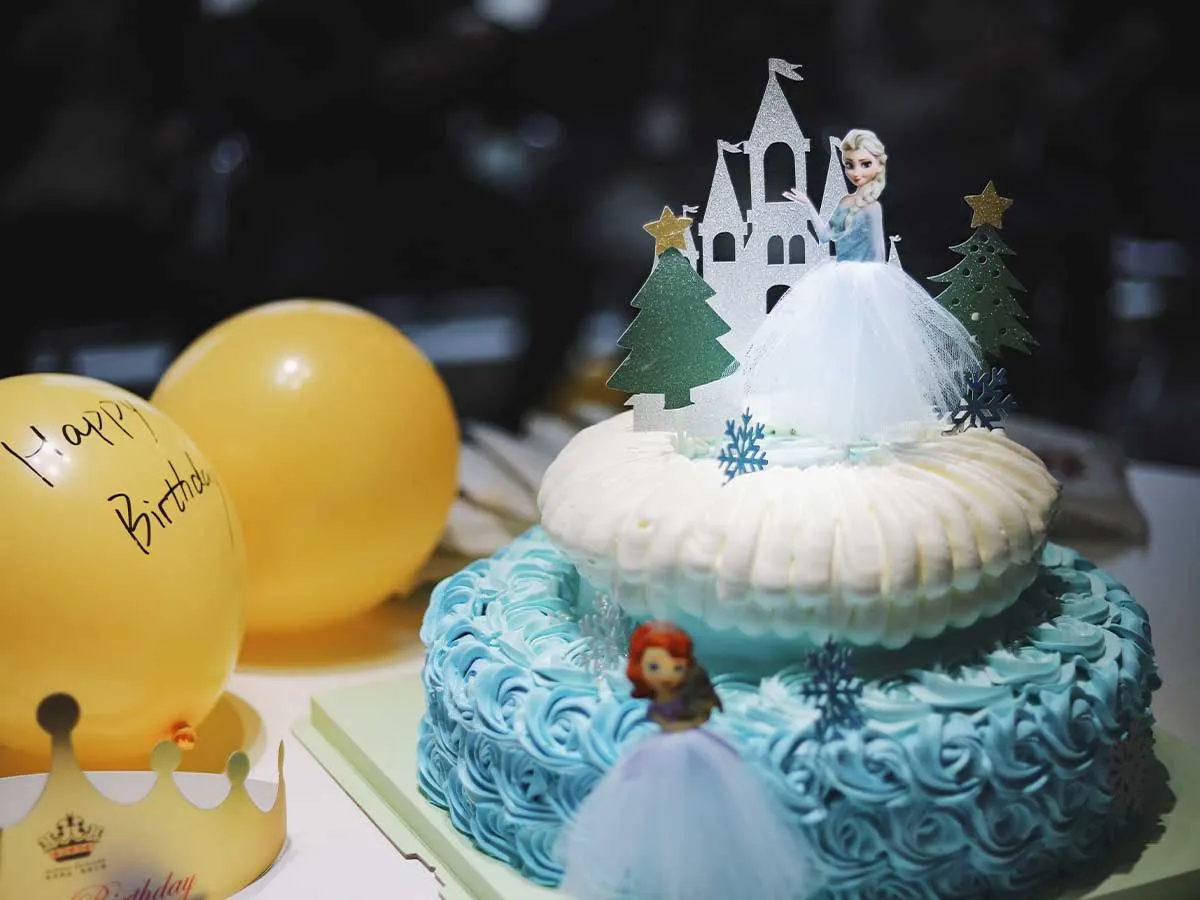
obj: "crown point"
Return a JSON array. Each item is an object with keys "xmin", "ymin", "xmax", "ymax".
[
  {"xmin": 152, "ymin": 740, "xmax": 184, "ymax": 773},
  {"xmin": 37, "ymin": 693, "xmax": 80, "ymax": 736},
  {"xmin": 226, "ymin": 751, "xmax": 251, "ymax": 785}
]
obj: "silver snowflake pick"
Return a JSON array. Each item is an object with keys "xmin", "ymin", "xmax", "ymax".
[
  {"xmin": 1109, "ymin": 716, "xmax": 1155, "ymax": 823},
  {"xmin": 946, "ymin": 367, "xmax": 1016, "ymax": 433},
  {"xmin": 578, "ymin": 594, "xmax": 632, "ymax": 676},
  {"xmin": 718, "ymin": 408, "xmax": 768, "ymax": 483},
  {"xmin": 802, "ymin": 637, "xmax": 865, "ymax": 740}
]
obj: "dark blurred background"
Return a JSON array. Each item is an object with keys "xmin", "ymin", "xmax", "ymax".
[{"xmin": 2, "ymin": 0, "xmax": 1196, "ymax": 464}]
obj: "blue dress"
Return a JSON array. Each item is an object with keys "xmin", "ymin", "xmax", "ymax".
[
  {"xmin": 559, "ymin": 691, "xmax": 819, "ymax": 900},
  {"xmin": 742, "ymin": 199, "xmax": 980, "ymax": 444},
  {"xmin": 827, "ymin": 202, "xmax": 885, "ymax": 263}
]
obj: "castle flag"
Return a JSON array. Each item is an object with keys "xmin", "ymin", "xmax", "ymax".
[{"xmin": 768, "ymin": 59, "xmax": 803, "ymax": 81}]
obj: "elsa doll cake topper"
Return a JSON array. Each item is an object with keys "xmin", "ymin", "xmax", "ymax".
[
  {"xmin": 560, "ymin": 621, "xmax": 818, "ymax": 900},
  {"xmin": 743, "ymin": 128, "xmax": 981, "ymax": 445}
]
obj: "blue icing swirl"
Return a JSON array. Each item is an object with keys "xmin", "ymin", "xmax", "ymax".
[{"xmin": 417, "ymin": 529, "xmax": 1160, "ymax": 898}]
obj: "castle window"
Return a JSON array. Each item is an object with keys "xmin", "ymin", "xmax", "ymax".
[
  {"xmin": 789, "ymin": 235, "xmax": 805, "ymax": 264},
  {"xmin": 766, "ymin": 284, "xmax": 789, "ymax": 313},
  {"xmin": 767, "ymin": 236, "xmax": 784, "ymax": 265},
  {"xmin": 764, "ymin": 142, "xmax": 796, "ymax": 203},
  {"xmin": 712, "ymin": 232, "xmax": 736, "ymax": 262}
]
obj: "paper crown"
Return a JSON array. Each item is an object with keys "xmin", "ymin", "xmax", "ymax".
[{"xmin": 0, "ymin": 694, "xmax": 287, "ymax": 900}]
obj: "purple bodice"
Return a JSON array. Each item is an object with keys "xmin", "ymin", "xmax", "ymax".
[{"xmin": 647, "ymin": 695, "xmax": 690, "ymax": 723}]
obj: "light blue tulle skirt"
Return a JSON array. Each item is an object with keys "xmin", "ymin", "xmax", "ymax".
[
  {"xmin": 560, "ymin": 728, "xmax": 819, "ymax": 900},
  {"xmin": 743, "ymin": 260, "xmax": 980, "ymax": 445}
]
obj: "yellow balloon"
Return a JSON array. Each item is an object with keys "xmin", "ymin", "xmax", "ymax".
[
  {"xmin": 151, "ymin": 299, "xmax": 459, "ymax": 634},
  {"xmin": 0, "ymin": 374, "xmax": 246, "ymax": 764}
]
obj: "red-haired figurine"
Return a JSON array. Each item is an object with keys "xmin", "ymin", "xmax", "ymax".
[{"xmin": 560, "ymin": 621, "xmax": 819, "ymax": 900}]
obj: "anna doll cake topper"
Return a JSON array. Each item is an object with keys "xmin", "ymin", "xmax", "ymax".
[{"xmin": 561, "ymin": 621, "xmax": 818, "ymax": 900}]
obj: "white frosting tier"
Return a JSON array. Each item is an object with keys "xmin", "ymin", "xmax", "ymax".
[{"xmin": 537, "ymin": 412, "xmax": 1060, "ymax": 648}]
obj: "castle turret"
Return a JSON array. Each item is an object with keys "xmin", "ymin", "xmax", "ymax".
[
  {"xmin": 743, "ymin": 61, "xmax": 820, "ymax": 323},
  {"xmin": 747, "ymin": 65, "xmax": 809, "ymax": 208},
  {"xmin": 697, "ymin": 144, "xmax": 747, "ymax": 276}
]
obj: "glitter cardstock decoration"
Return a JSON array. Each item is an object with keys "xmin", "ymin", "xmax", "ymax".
[
  {"xmin": 0, "ymin": 694, "xmax": 287, "ymax": 900},
  {"xmin": 578, "ymin": 593, "xmax": 632, "ymax": 676},
  {"xmin": 964, "ymin": 180, "xmax": 1014, "ymax": 229},
  {"xmin": 801, "ymin": 638, "xmax": 865, "ymax": 740},
  {"xmin": 718, "ymin": 409, "xmax": 768, "ymax": 483},
  {"xmin": 643, "ymin": 206, "xmax": 693, "ymax": 255},
  {"xmin": 606, "ymin": 223, "xmax": 738, "ymax": 412},
  {"xmin": 627, "ymin": 60, "xmax": 851, "ymax": 435},
  {"xmin": 1109, "ymin": 716, "xmax": 1156, "ymax": 823},
  {"xmin": 947, "ymin": 367, "xmax": 1017, "ymax": 433},
  {"xmin": 931, "ymin": 183, "xmax": 1036, "ymax": 357}
]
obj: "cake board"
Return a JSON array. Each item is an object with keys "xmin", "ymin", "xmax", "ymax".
[{"xmin": 294, "ymin": 674, "xmax": 1200, "ymax": 900}]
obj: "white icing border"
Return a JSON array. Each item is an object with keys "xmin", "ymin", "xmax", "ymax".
[{"xmin": 538, "ymin": 413, "xmax": 1060, "ymax": 648}]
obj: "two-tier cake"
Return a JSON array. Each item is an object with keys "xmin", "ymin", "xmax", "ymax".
[{"xmin": 417, "ymin": 61, "xmax": 1160, "ymax": 900}]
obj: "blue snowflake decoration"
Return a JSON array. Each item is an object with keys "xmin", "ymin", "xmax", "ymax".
[
  {"xmin": 946, "ymin": 366, "xmax": 1017, "ymax": 433},
  {"xmin": 801, "ymin": 637, "xmax": 865, "ymax": 740},
  {"xmin": 718, "ymin": 409, "xmax": 768, "ymax": 484}
]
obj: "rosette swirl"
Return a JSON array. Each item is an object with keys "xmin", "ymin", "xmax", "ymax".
[{"xmin": 417, "ymin": 530, "xmax": 1159, "ymax": 898}]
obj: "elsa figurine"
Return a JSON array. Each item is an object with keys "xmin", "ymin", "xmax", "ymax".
[
  {"xmin": 560, "ymin": 621, "xmax": 818, "ymax": 900},
  {"xmin": 742, "ymin": 128, "xmax": 980, "ymax": 445}
]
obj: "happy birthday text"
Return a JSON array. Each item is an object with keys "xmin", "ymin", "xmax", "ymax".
[
  {"xmin": 1, "ymin": 399, "xmax": 158, "ymax": 488},
  {"xmin": 1, "ymin": 400, "xmax": 230, "ymax": 556},
  {"xmin": 107, "ymin": 453, "xmax": 220, "ymax": 556},
  {"xmin": 70, "ymin": 871, "xmax": 196, "ymax": 900}
]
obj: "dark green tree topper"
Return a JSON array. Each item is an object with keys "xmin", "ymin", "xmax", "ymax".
[
  {"xmin": 607, "ymin": 247, "xmax": 737, "ymax": 409},
  {"xmin": 930, "ymin": 224, "xmax": 1036, "ymax": 358}
]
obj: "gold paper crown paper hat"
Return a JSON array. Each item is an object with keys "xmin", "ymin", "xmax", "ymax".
[{"xmin": 0, "ymin": 694, "xmax": 287, "ymax": 899}]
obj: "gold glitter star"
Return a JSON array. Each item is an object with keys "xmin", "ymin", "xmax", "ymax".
[
  {"xmin": 965, "ymin": 181, "xmax": 1014, "ymax": 229},
  {"xmin": 643, "ymin": 206, "xmax": 693, "ymax": 255}
]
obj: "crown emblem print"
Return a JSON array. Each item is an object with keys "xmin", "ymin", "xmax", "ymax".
[{"xmin": 39, "ymin": 813, "xmax": 105, "ymax": 862}]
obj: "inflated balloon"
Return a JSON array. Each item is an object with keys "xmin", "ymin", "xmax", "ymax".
[
  {"xmin": 151, "ymin": 299, "xmax": 459, "ymax": 634},
  {"xmin": 0, "ymin": 374, "xmax": 246, "ymax": 764}
]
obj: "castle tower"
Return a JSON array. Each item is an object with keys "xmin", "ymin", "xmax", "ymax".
[
  {"xmin": 697, "ymin": 143, "xmax": 752, "ymax": 355},
  {"xmin": 742, "ymin": 60, "xmax": 822, "ymax": 336}
]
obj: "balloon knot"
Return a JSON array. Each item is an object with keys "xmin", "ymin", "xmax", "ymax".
[{"xmin": 171, "ymin": 722, "xmax": 197, "ymax": 750}]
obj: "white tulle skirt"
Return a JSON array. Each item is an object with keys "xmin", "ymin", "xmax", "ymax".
[
  {"xmin": 559, "ymin": 728, "xmax": 818, "ymax": 900},
  {"xmin": 743, "ymin": 261, "xmax": 980, "ymax": 445}
]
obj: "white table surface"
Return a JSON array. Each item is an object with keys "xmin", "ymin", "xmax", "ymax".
[{"xmin": 233, "ymin": 462, "xmax": 1200, "ymax": 900}]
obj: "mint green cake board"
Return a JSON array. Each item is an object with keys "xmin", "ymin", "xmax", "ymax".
[{"xmin": 293, "ymin": 675, "xmax": 1200, "ymax": 900}]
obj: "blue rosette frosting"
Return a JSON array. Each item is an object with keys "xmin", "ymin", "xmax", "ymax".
[{"xmin": 418, "ymin": 530, "xmax": 1160, "ymax": 898}]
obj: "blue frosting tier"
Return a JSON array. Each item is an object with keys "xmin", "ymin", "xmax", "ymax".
[{"xmin": 418, "ymin": 529, "xmax": 1160, "ymax": 899}]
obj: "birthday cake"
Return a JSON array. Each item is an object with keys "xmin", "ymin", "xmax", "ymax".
[{"xmin": 417, "ymin": 61, "xmax": 1160, "ymax": 899}]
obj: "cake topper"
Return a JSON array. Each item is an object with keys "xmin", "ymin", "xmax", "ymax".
[
  {"xmin": 946, "ymin": 366, "xmax": 1017, "ymax": 433},
  {"xmin": 622, "ymin": 60, "xmax": 861, "ymax": 436},
  {"xmin": 717, "ymin": 409, "xmax": 768, "ymax": 483},
  {"xmin": 560, "ymin": 621, "xmax": 818, "ymax": 900},
  {"xmin": 578, "ymin": 592, "xmax": 632, "ymax": 676},
  {"xmin": 0, "ymin": 694, "xmax": 287, "ymax": 900},
  {"xmin": 1108, "ymin": 715, "xmax": 1155, "ymax": 825},
  {"xmin": 931, "ymin": 182, "xmax": 1036, "ymax": 357},
  {"xmin": 741, "ymin": 127, "xmax": 981, "ymax": 445},
  {"xmin": 605, "ymin": 209, "xmax": 738, "ymax": 417},
  {"xmin": 964, "ymin": 180, "xmax": 1015, "ymax": 229},
  {"xmin": 802, "ymin": 637, "xmax": 865, "ymax": 740}
]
